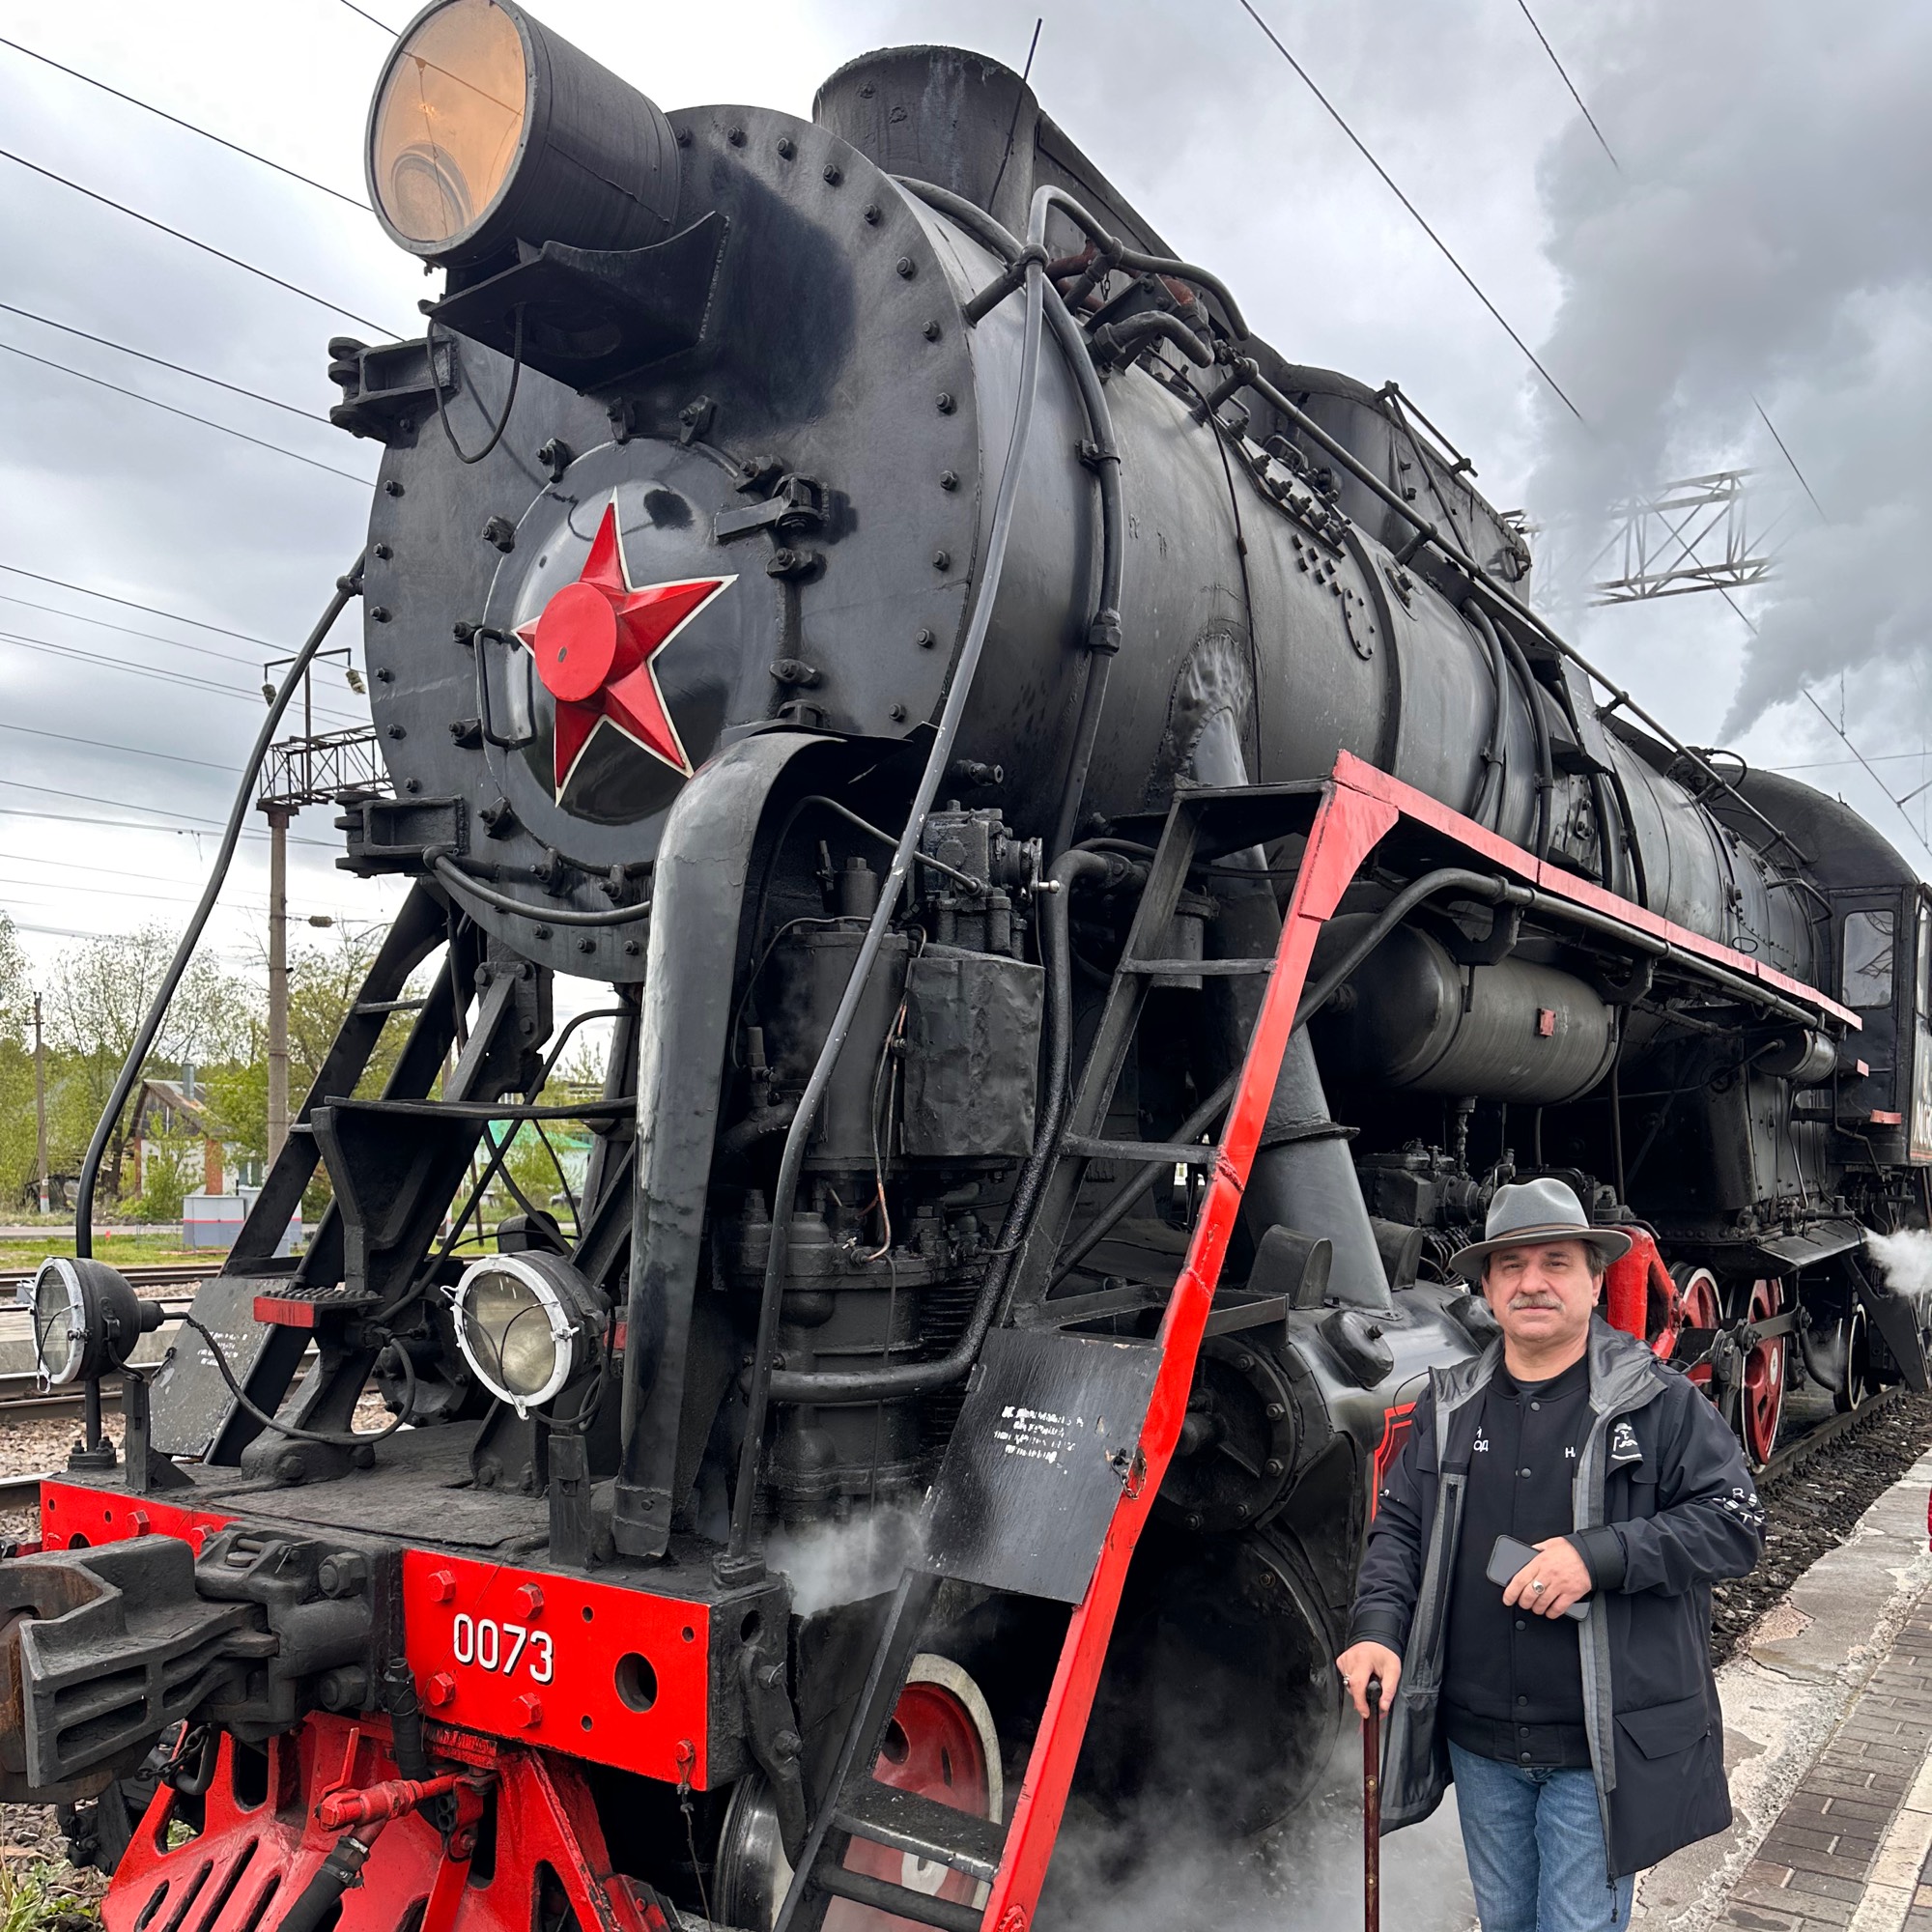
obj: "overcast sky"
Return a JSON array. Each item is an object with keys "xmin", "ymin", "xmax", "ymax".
[{"xmin": 2, "ymin": 0, "xmax": 1927, "ymax": 1012}]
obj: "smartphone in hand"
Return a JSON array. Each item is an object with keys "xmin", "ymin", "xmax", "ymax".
[{"xmin": 1485, "ymin": 1533, "xmax": 1591, "ymax": 1621}]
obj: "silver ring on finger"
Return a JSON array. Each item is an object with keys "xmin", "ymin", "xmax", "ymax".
[{"xmin": 1530, "ymin": 1578, "xmax": 1547, "ymax": 1593}]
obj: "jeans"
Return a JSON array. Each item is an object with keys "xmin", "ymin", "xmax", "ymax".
[{"xmin": 1447, "ymin": 1741, "xmax": 1635, "ymax": 1932}]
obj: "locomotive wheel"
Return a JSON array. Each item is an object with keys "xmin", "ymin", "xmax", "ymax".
[
  {"xmin": 1671, "ymin": 1265, "xmax": 1720, "ymax": 1392},
  {"xmin": 715, "ymin": 1653, "xmax": 1002, "ymax": 1930},
  {"xmin": 1740, "ymin": 1278, "xmax": 1786, "ymax": 1470},
  {"xmin": 1836, "ymin": 1303, "xmax": 1874, "ymax": 1414}
]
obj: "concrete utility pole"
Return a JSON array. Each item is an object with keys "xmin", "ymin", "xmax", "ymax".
[
  {"xmin": 267, "ymin": 807, "xmax": 291, "ymax": 1163},
  {"xmin": 257, "ymin": 644, "xmax": 388, "ymax": 1171},
  {"xmin": 33, "ymin": 992, "xmax": 48, "ymax": 1215}
]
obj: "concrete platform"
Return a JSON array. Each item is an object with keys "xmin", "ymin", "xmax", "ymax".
[{"xmin": 1635, "ymin": 1447, "xmax": 1932, "ymax": 1932}]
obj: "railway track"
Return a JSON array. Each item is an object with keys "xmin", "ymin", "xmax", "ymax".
[
  {"xmin": 1760, "ymin": 1384, "xmax": 1907, "ymax": 1482},
  {"xmin": 0, "ymin": 1261, "xmax": 221, "ymax": 1293}
]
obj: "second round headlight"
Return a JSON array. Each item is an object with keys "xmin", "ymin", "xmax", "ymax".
[{"xmin": 452, "ymin": 1251, "xmax": 605, "ymax": 1417}]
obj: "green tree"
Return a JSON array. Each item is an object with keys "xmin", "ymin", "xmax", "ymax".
[
  {"xmin": 0, "ymin": 913, "xmax": 28, "ymax": 1043},
  {"xmin": 135, "ymin": 1137, "xmax": 201, "ymax": 1224},
  {"xmin": 201, "ymin": 923, "xmax": 417, "ymax": 1223},
  {"xmin": 40, "ymin": 924, "xmax": 256, "ymax": 1208}
]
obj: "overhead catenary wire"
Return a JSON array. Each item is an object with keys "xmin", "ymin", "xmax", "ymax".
[
  {"xmin": 0, "ymin": 301, "xmax": 333, "ymax": 423},
  {"xmin": 1513, "ymin": 0, "xmax": 1619, "ymax": 170},
  {"xmin": 0, "ymin": 338, "xmax": 373, "ymax": 485},
  {"xmin": 1798, "ymin": 690, "xmax": 1932, "ymax": 869},
  {"xmin": 338, "ymin": 0, "xmax": 400, "ymax": 32},
  {"xmin": 0, "ymin": 563, "xmax": 278, "ymax": 648},
  {"xmin": 0, "ymin": 718, "xmax": 240, "ymax": 773},
  {"xmin": 0, "ymin": 35, "xmax": 371, "ymax": 212},
  {"xmin": 1233, "ymin": 0, "xmax": 1584, "ymax": 423},
  {"xmin": 0, "ymin": 778, "xmax": 340, "ymax": 846},
  {"xmin": 0, "ymin": 148, "xmax": 400, "ymax": 338},
  {"xmin": 1753, "ymin": 397, "xmax": 1830, "ymax": 525},
  {"xmin": 0, "ymin": 629, "xmax": 368, "ymax": 723}
]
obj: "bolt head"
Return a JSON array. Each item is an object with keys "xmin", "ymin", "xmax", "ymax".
[
  {"xmin": 1265, "ymin": 1402, "xmax": 1286, "ymax": 1420},
  {"xmin": 515, "ymin": 1693, "xmax": 544, "ymax": 1728},
  {"xmin": 429, "ymin": 1568, "xmax": 457, "ymax": 1604},
  {"xmin": 512, "ymin": 1581, "xmax": 545, "ymax": 1619},
  {"xmin": 426, "ymin": 1672, "xmax": 457, "ymax": 1708},
  {"xmin": 896, "ymin": 256, "xmax": 916, "ymax": 278}
]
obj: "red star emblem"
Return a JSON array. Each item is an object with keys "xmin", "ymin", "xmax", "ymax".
[{"xmin": 514, "ymin": 502, "xmax": 733, "ymax": 798}]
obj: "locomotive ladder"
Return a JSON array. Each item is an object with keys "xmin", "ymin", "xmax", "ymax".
[{"xmin": 774, "ymin": 772, "xmax": 1402, "ymax": 1932}]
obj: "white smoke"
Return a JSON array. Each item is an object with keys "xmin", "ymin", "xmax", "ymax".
[
  {"xmin": 1037, "ymin": 1748, "xmax": 1475, "ymax": 1932},
  {"xmin": 1864, "ymin": 1228, "xmax": 1932, "ymax": 1318},
  {"xmin": 1522, "ymin": 1, "xmax": 1932, "ymax": 799},
  {"xmin": 765, "ymin": 1504, "xmax": 926, "ymax": 1617}
]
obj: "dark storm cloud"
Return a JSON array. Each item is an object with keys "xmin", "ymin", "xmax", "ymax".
[{"xmin": 1523, "ymin": 1, "xmax": 1932, "ymax": 750}]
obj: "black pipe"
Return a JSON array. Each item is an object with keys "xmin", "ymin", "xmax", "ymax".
[
  {"xmin": 430, "ymin": 853, "xmax": 650, "ymax": 926},
  {"xmin": 279, "ymin": 1827, "xmax": 384, "ymax": 1932},
  {"xmin": 764, "ymin": 848, "xmax": 1116, "ymax": 1407},
  {"xmin": 895, "ymin": 179, "xmax": 1126, "ymax": 867},
  {"xmin": 1047, "ymin": 866, "xmax": 1518, "ymax": 1289},
  {"xmin": 1492, "ymin": 614, "xmax": 1553, "ymax": 866},
  {"xmin": 724, "ymin": 217, "xmax": 1053, "ymax": 1558},
  {"xmin": 74, "ymin": 557, "xmax": 364, "ymax": 1272},
  {"xmin": 1091, "ymin": 311, "xmax": 1211, "ymax": 369},
  {"xmin": 1478, "ymin": 609, "xmax": 1553, "ymax": 862},
  {"xmin": 1463, "ymin": 601, "xmax": 1510, "ymax": 831}
]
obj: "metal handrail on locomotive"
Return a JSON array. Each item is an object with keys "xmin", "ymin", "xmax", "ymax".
[{"xmin": 6, "ymin": 5, "xmax": 1927, "ymax": 1929}]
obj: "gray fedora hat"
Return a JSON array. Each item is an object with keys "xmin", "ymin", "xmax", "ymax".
[{"xmin": 1449, "ymin": 1177, "xmax": 1633, "ymax": 1284}]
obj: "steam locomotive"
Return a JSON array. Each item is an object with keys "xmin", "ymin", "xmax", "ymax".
[{"xmin": 6, "ymin": 5, "xmax": 1928, "ymax": 1928}]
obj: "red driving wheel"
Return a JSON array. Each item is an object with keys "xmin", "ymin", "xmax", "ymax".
[
  {"xmin": 1740, "ymin": 1278, "xmax": 1785, "ymax": 1471},
  {"xmin": 832, "ymin": 1658, "xmax": 1003, "ymax": 1929},
  {"xmin": 1671, "ymin": 1265, "xmax": 1720, "ymax": 1392}
]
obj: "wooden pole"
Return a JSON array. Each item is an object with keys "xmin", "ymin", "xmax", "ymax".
[{"xmin": 1365, "ymin": 1675, "xmax": 1382, "ymax": 1932}]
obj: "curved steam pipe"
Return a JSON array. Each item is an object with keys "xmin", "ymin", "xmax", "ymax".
[
  {"xmin": 895, "ymin": 177, "xmax": 1127, "ymax": 863},
  {"xmin": 725, "ymin": 225, "xmax": 1053, "ymax": 1562}
]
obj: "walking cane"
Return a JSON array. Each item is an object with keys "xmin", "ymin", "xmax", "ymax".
[{"xmin": 1364, "ymin": 1673, "xmax": 1383, "ymax": 1932}]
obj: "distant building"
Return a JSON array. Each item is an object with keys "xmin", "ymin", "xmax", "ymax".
[{"xmin": 128, "ymin": 1071, "xmax": 261, "ymax": 1200}]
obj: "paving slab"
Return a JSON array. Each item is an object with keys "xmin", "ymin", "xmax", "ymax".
[{"xmin": 1635, "ymin": 1448, "xmax": 1932, "ymax": 1930}]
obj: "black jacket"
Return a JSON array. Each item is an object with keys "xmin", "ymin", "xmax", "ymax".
[{"xmin": 1347, "ymin": 1317, "xmax": 1766, "ymax": 1878}]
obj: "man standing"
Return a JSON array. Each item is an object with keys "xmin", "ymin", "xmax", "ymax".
[{"xmin": 1336, "ymin": 1178, "xmax": 1765, "ymax": 1931}]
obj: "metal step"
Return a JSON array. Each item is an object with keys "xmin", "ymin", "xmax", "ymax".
[
  {"xmin": 813, "ymin": 1865, "xmax": 982, "ymax": 1932},
  {"xmin": 832, "ymin": 1780, "xmax": 1007, "ymax": 1884}
]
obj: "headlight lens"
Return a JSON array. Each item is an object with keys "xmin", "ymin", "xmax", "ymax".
[
  {"xmin": 365, "ymin": 0, "xmax": 679, "ymax": 268},
  {"xmin": 20, "ymin": 1258, "xmax": 149, "ymax": 1388},
  {"xmin": 27, "ymin": 1260, "xmax": 85, "ymax": 1386},
  {"xmin": 452, "ymin": 1252, "xmax": 604, "ymax": 1416},
  {"xmin": 369, "ymin": 0, "xmax": 527, "ymax": 252}
]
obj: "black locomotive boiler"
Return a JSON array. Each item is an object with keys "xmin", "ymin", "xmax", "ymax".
[{"xmin": 6, "ymin": 6, "xmax": 1929, "ymax": 1929}]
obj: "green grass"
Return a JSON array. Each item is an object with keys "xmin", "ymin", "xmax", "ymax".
[
  {"xmin": 0, "ymin": 1860, "xmax": 100, "ymax": 1932},
  {"xmin": 0, "ymin": 1232, "xmax": 227, "ymax": 1271}
]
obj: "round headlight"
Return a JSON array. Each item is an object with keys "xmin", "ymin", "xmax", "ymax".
[
  {"xmin": 452, "ymin": 1251, "xmax": 605, "ymax": 1417},
  {"xmin": 21, "ymin": 1258, "xmax": 153, "ymax": 1388},
  {"xmin": 367, "ymin": 0, "xmax": 680, "ymax": 266}
]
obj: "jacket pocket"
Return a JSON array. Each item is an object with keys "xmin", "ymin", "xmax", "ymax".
[{"xmin": 1616, "ymin": 1692, "xmax": 1710, "ymax": 1760}]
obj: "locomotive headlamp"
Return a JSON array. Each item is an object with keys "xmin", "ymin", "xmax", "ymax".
[
  {"xmin": 367, "ymin": 0, "xmax": 680, "ymax": 267},
  {"xmin": 452, "ymin": 1250, "xmax": 606, "ymax": 1416},
  {"xmin": 21, "ymin": 1258, "xmax": 161, "ymax": 1389}
]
